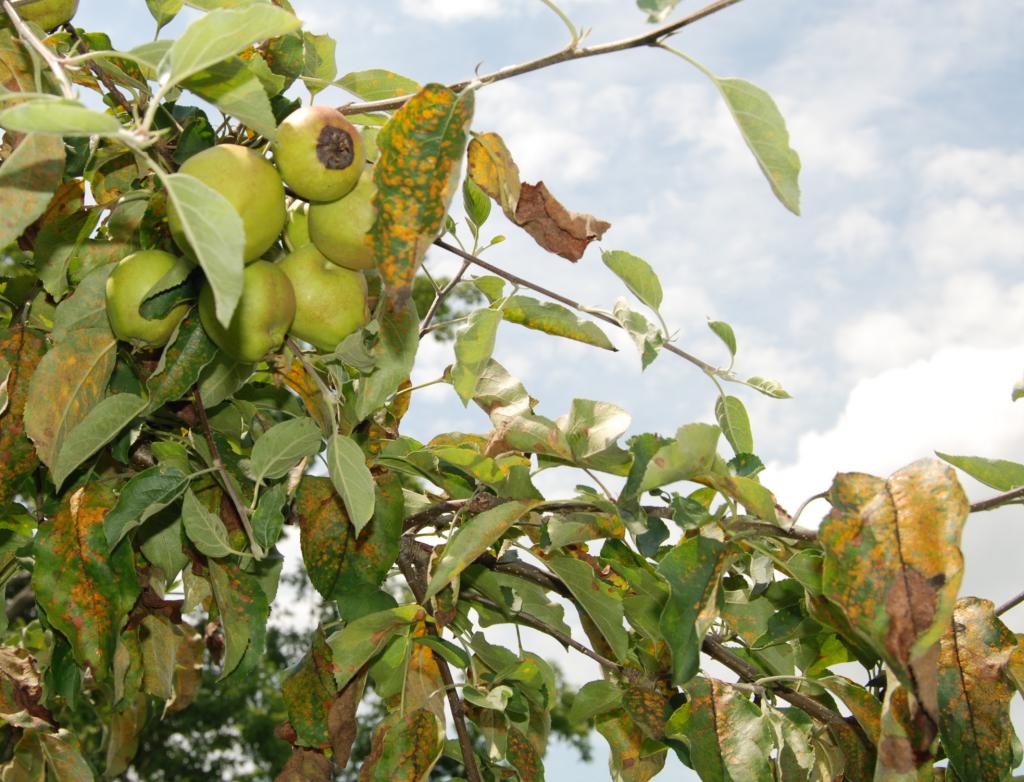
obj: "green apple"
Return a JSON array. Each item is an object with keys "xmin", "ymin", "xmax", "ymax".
[
  {"xmin": 198, "ymin": 261, "xmax": 295, "ymax": 363},
  {"xmin": 308, "ymin": 169, "xmax": 376, "ymax": 271},
  {"xmin": 278, "ymin": 245, "xmax": 368, "ymax": 351},
  {"xmin": 105, "ymin": 250, "xmax": 189, "ymax": 347},
  {"xmin": 169, "ymin": 144, "xmax": 286, "ymax": 264},
  {"xmin": 284, "ymin": 200, "xmax": 311, "ymax": 252},
  {"xmin": 272, "ymin": 105, "xmax": 365, "ymax": 202},
  {"xmin": 6, "ymin": 0, "xmax": 78, "ymax": 29}
]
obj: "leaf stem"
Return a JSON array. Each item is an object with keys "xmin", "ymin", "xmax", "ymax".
[{"xmin": 419, "ymin": 258, "xmax": 472, "ymax": 336}]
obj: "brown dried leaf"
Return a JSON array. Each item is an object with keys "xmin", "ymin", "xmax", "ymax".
[
  {"xmin": 327, "ymin": 674, "xmax": 363, "ymax": 769},
  {"xmin": 514, "ymin": 181, "xmax": 610, "ymax": 262},
  {"xmin": 275, "ymin": 749, "xmax": 333, "ymax": 782},
  {"xmin": 467, "ymin": 132, "xmax": 521, "ymax": 220}
]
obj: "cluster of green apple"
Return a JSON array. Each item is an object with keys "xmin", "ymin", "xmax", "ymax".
[{"xmin": 105, "ymin": 106, "xmax": 377, "ymax": 362}]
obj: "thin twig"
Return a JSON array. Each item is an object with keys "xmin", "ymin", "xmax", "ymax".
[
  {"xmin": 397, "ymin": 542, "xmax": 483, "ymax": 782},
  {"xmin": 996, "ymin": 588, "xmax": 1024, "ymax": 617},
  {"xmin": 60, "ymin": 22, "xmax": 132, "ymax": 115},
  {"xmin": 465, "ymin": 591, "xmax": 622, "ymax": 672},
  {"xmin": 419, "ymin": 258, "xmax": 472, "ymax": 336},
  {"xmin": 2, "ymin": 0, "xmax": 75, "ymax": 98},
  {"xmin": 191, "ymin": 386, "xmax": 258, "ymax": 551},
  {"xmin": 338, "ymin": 0, "xmax": 744, "ymax": 115},
  {"xmin": 970, "ymin": 485, "xmax": 1024, "ymax": 514},
  {"xmin": 433, "ymin": 238, "xmax": 714, "ymax": 372}
]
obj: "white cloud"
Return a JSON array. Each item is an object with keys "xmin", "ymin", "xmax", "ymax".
[
  {"xmin": 816, "ymin": 207, "xmax": 893, "ymax": 259},
  {"xmin": 398, "ymin": 0, "xmax": 504, "ymax": 22},
  {"xmin": 921, "ymin": 146, "xmax": 1024, "ymax": 200},
  {"xmin": 910, "ymin": 198, "xmax": 1024, "ymax": 271}
]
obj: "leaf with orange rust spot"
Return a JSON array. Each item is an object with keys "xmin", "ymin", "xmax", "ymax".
[
  {"xmin": 23, "ymin": 327, "xmax": 117, "ymax": 474},
  {"xmin": 371, "ymin": 83, "xmax": 474, "ymax": 305},
  {"xmin": 818, "ymin": 675, "xmax": 882, "ymax": 744},
  {"xmin": 167, "ymin": 622, "xmax": 204, "ymax": 715},
  {"xmin": 396, "ymin": 623, "xmax": 445, "ymax": 723},
  {"xmin": 0, "ymin": 325, "xmax": 45, "ymax": 504},
  {"xmin": 278, "ymin": 357, "xmax": 333, "ymax": 432},
  {"xmin": 0, "ymin": 29, "xmax": 35, "ymax": 94},
  {"xmin": 282, "ymin": 626, "xmax": 337, "ymax": 749},
  {"xmin": 0, "ymin": 646, "xmax": 49, "ymax": 726},
  {"xmin": 208, "ymin": 558, "xmax": 269, "ymax": 681},
  {"xmin": 507, "ymin": 726, "xmax": 544, "ymax": 782},
  {"xmin": 937, "ymin": 597, "xmax": 1018, "ymax": 782},
  {"xmin": 294, "ymin": 471, "xmax": 403, "ymax": 602},
  {"xmin": 275, "ymin": 748, "xmax": 332, "ymax": 782},
  {"xmin": 358, "ymin": 707, "xmax": 445, "ymax": 782},
  {"xmin": 876, "ymin": 676, "xmax": 936, "ymax": 781},
  {"xmin": 31, "ymin": 484, "xmax": 140, "ymax": 681},
  {"xmin": 0, "ymin": 133, "xmax": 66, "ymax": 250},
  {"xmin": 596, "ymin": 709, "xmax": 667, "ymax": 782},
  {"xmin": 678, "ymin": 677, "xmax": 774, "ymax": 782},
  {"xmin": 326, "ymin": 605, "xmax": 422, "ymax": 692},
  {"xmin": 819, "ymin": 459, "xmax": 968, "ymax": 719},
  {"xmin": 514, "ymin": 181, "xmax": 610, "ymax": 262},
  {"xmin": 622, "ymin": 681, "xmax": 672, "ymax": 741},
  {"xmin": 467, "ymin": 132, "xmax": 521, "ymax": 220}
]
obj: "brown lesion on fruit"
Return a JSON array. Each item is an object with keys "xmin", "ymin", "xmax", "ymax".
[{"xmin": 316, "ymin": 126, "xmax": 355, "ymax": 170}]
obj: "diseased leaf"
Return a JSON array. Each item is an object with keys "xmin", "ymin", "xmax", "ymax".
[
  {"xmin": 38, "ymin": 730, "xmax": 95, "ymax": 782},
  {"xmin": 514, "ymin": 181, "xmax": 610, "ymax": 262},
  {"xmin": 743, "ymin": 375, "xmax": 791, "ymax": 399},
  {"xmin": 181, "ymin": 488, "xmax": 236, "ymax": 558},
  {"xmin": 500, "ymin": 296, "xmax": 614, "ymax": 351},
  {"xmin": 338, "ymin": 69, "xmax": 420, "ymax": 101},
  {"xmin": 104, "ymin": 465, "xmax": 190, "ymax": 548},
  {"xmin": 612, "ymin": 298, "xmax": 664, "ymax": 369},
  {"xmin": 146, "ymin": 316, "xmax": 218, "ymax": 410},
  {"xmin": 326, "ymin": 433, "xmax": 376, "ymax": 536},
  {"xmin": 51, "ymin": 264, "xmax": 114, "ymax": 340},
  {"xmin": 657, "ymin": 535, "xmax": 730, "ymax": 684},
  {"xmin": 639, "ymin": 423, "xmax": 720, "ymax": 492},
  {"xmin": 24, "ymin": 327, "xmax": 117, "ymax": 472},
  {"xmin": 358, "ymin": 708, "xmax": 445, "ymax": 782},
  {"xmin": 52, "ymin": 393, "xmax": 147, "ymax": 487},
  {"xmin": 32, "ymin": 484, "xmax": 140, "ymax": 680},
  {"xmin": 326, "ymin": 605, "xmax": 422, "ymax": 691},
  {"xmin": 547, "ymin": 554, "xmax": 628, "ymax": 662},
  {"xmin": 715, "ymin": 395, "xmax": 753, "ymax": 456},
  {"xmin": 938, "ymin": 597, "xmax": 1018, "ymax": 782},
  {"xmin": 424, "ymin": 500, "xmax": 539, "ymax": 600},
  {"xmin": 208, "ymin": 558, "xmax": 269, "ymax": 680},
  {"xmin": 248, "ymin": 417, "xmax": 322, "ymax": 485},
  {"xmin": 372, "ymin": 84, "xmax": 474, "ymax": 304},
  {"xmin": 0, "ymin": 134, "xmax": 65, "ymax": 250},
  {"xmin": 451, "ymin": 308, "xmax": 501, "ymax": 405},
  {"xmin": 467, "ymin": 131, "xmax": 521, "ymax": 219},
  {"xmin": 282, "ymin": 626, "xmax": 337, "ymax": 749},
  {"xmin": 819, "ymin": 459, "xmax": 968, "ymax": 719},
  {"xmin": 251, "ymin": 483, "xmax": 287, "ymax": 553},
  {"xmin": 602, "ymin": 250, "xmax": 663, "ymax": 312},
  {"xmin": 596, "ymin": 709, "xmax": 667, "ymax": 782},
  {"xmin": 568, "ymin": 680, "xmax": 623, "ymax": 725},
  {"xmin": 935, "ymin": 452, "xmax": 1024, "ymax": 492},
  {"xmin": 0, "ymin": 325, "xmax": 46, "ymax": 504}
]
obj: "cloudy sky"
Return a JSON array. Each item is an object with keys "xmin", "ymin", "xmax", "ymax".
[{"xmin": 73, "ymin": 0, "xmax": 1024, "ymax": 776}]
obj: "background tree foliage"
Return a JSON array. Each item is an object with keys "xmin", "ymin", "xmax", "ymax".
[{"xmin": 0, "ymin": 0, "xmax": 1022, "ymax": 780}]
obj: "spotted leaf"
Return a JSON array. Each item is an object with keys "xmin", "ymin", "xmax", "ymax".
[{"xmin": 0, "ymin": 325, "xmax": 45, "ymax": 504}]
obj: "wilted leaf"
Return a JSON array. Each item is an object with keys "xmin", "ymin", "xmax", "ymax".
[
  {"xmin": 38, "ymin": 730, "xmax": 95, "ymax": 782},
  {"xmin": 0, "ymin": 134, "xmax": 65, "ymax": 249},
  {"xmin": 32, "ymin": 484, "xmax": 140, "ymax": 680},
  {"xmin": 819, "ymin": 459, "xmax": 968, "ymax": 718},
  {"xmin": 24, "ymin": 327, "xmax": 116, "ymax": 472},
  {"xmin": 467, "ymin": 131, "xmax": 521, "ymax": 219},
  {"xmin": 938, "ymin": 597, "xmax": 1018, "ymax": 782},
  {"xmin": 372, "ymin": 84, "xmax": 474, "ymax": 304},
  {"xmin": 146, "ymin": 316, "xmax": 218, "ymax": 410},
  {"xmin": 613, "ymin": 298, "xmax": 664, "ymax": 369},
  {"xmin": 514, "ymin": 181, "xmax": 610, "ymax": 262}
]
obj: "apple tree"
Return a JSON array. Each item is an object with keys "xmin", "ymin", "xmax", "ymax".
[{"xmin": 1, "ymin": 0, "xmax": 1023, "ymax": 780}]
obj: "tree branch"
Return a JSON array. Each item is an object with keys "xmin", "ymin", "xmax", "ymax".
[
  {"xmin": 397, "ymin": 540, "xmax": 483, "ymax": 782},
  {"xmin": 996, "ymin": 588, "xmax": 1024, "ymax": 617},
  {"xmin": 433, "ymin": 238, "xmax": 716, "ymax": 373},
  {"xmin": 969, "ymin": 485, "xmax": 1024, "ymax": 514},
  {"xmin": 338, "ymin": 0, "xmax": 744, "ymax": 115},
  {"xmin": 420, "ymin": 258, "xmax": 472, "ymax": 336}
]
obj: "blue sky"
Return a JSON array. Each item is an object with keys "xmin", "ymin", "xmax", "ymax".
[{"xmin": 73, "ymin": 0, "xmax": 1024, "ymax": 777}]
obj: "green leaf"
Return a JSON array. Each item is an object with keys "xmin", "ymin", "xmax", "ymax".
[
  {"xmin": 742, "ymin": 375, "xmax": 791, "ymax": 399},
  {"xmin": 51, "ymin": 263, "xmax": 114, "ymax": 340},
  {"xmin": 24, "ymin": 327, "xmax": 117, "ymax": 472},
  {"xmin": 677, "ymin": 677, "xmax": 774, "ymax": 782},
  {"xmin": 160, "ymin": 5, "xmax": 301, "ymax": 87},
  {"xmin": 52, "ymin": 393, "xmax": 147, "ymax": 488},
  {"xmin": 104, "ymin": 465, "xmax": 190, "ymax": 548},
  {"xmin": 938, "ymin": 597, "xmax": 1019, "ymax": 782},
  {"xmin": 935, "ymin": 452, "xmax": 1024, "ymax": 492},
  {"xmin": 714, "ymin": 395, "xmax": 753, "ymax": 456},
  {"xmin": 197, "ymin": 355, "xmax": 252, "ymax": 407},
  {"xmin": 0, "ymin": 99, "xmax": 122, "ymax": 136},
  {"xmin": 251, "ymin": 483, "xmax": 287, "ymax": 553},
  {"xmin": 602, "ymin": 250, "xmax": 663, "ymax": 312},
  {"xmin": 326, "ymin": 605, "xmax": 423, "ymax": 691},
  {"xmin": 326, "ymin": 433, "xmax": 376, "ymax": 536},
  {"xmin": 637, "ymin": 0, "xmax": 682, "ymax": 23},
  {"xmin": 146, "ymin": 316, "xmax": 218, "ymax": 410},
  {"xmin": 248, "ymin": 417, "xmax": 322, "ymax": 485},
  {"xmin": 708, "ymin": 319, "xmax": 737, "ymax": 357},
  {"xmin": 181, "ymin": 488, "xmax": 236, "ymax": 558},
  {"xmin": 184, "ymin": 57, "xmax": 278, "ymax": 139},
  {"xmin": 547, "ymin": 554, "xmax": 628, "ymax": 662},
  {"xmin": 0, "ymin": 134, "xmax": 65, "ymax": 250},
  {"xmin": 161, "ymin": 172, "xmax": 245, "ymax": 327},
  {"xmin": 354, "ymin": 301, "xmax": 419, "ymax": 421},
  {"xmin": 501, "ymin": 295, "xmax": 615, "ymax": 351},
  {"xmin": 612, "ymin": 298, "xmax": 664, "ymax": 369},
  {"xmin": 413, "ymin": 636, "xmax": 470, "ymax": 669},
  {"xmin": 301, "ymin": 32, "xmax": 337, "ymax": 96},
  {"xmin": 372, "ymin": 84, "xmax": 474, "ymax": 301},
  {"xmin": 424, "ymin": 500, "xmax": 539, "ymax": 600},
  {"xmin": 138, "ymin": 514, "xmax": 189, "ymax": 581},
  {"xmin": 568, "ymin": 680, "xmax": 623, "ymax": 724},
  {"xmin": 32, "ymin": 484, "xmax": 140, "ymax": 680},
  {"xmin": 452, "ymin": 308, "xmax": 501, "ymax": 405},
  {"xmin": 1013, "ymin": 377, "xmax": 1024, "ymax": 402},
  {"xmin": 338, "ymin": 69, "xmax": 420, "ymax": 102},
  {"xmin": 639, "ymin": 423, "xmax": 720, "ymax": 492},
  {"xmin": 208, "ymin": 558, "xmax": 269, "ymax": 679},
  {"xmin": 462, "ymin": 175, "xmax": 491, "ymax": 227},
  {"xmin": 146, "ymin": 0, "xmax": 184, "ymax": 31},
  {"xmin": 657, "ymin": 535, "xmax": 729, "ymax": 685},
  {"xmin": 819, "ymin": 460, "xmax": 968, "ymax": 708}
]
